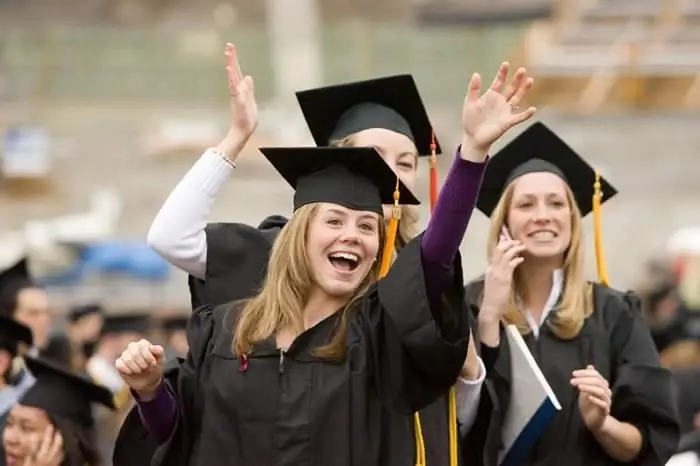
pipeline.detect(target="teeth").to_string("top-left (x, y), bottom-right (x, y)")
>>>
top-left (531, 231), bottom-right (554, 239)
top-left (329, 252), bottom-right (359, 263)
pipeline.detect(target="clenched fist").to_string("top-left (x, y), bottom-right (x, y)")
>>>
top-left (115, 339), bottom-right (166, 399)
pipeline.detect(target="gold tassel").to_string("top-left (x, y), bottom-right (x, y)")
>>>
top-left (592, 170), bottom-right (610, 287)
top-left (379, 178), bottom-right (401, 278)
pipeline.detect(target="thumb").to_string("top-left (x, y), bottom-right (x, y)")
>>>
top-left (150, 345), bottom-right (165, 361)
top-left (586, 364), bottom-right (595, 370)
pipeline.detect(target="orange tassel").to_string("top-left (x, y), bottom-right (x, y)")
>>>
top-left (379, 178), bottom-right (401, 279)
top-left (429, 130), bottom-right (438, 213)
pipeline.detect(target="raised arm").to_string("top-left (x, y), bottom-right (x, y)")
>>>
top-left (147, 149), bottom-right (234, 279)
top-left (147, 43), bottom-right (259, 280)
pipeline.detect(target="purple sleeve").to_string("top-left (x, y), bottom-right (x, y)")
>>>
top-left (420, 147), bottom-right (487, 308)
top-left (133, 381), bottom-right (178, 443)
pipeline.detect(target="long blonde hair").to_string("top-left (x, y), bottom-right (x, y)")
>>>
top-left (233, 203), bottom-right (386, 359)
top-left (331, 135), bottom-right (420, 247)
top-left (487, 180), bottom-right (594, 339)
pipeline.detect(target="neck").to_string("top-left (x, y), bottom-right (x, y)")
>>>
top-left (519, 258), bottom-right (561, 315)
top-left (303, 289), bottom-right (349, 329)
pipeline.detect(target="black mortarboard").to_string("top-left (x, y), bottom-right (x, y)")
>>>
top-left (68, 303), bottom-right (103, 323)
top-left (101, 313), bottom-right (152, 336)
top-left (0, 257), bottom-right (35, 316)
top-left (0, 257), bottom-right (32, 288)
top-left (259, 146), bottom-right (419, 215)
top-left (0, 315), bottom-right (32, 353)
top-left (20, 357), bottom-right (115, 427)
top-left (162, 316), bottom-right (189, 333)
top-left (476, 122), bottom-right (618, 218)
top-left (296, 75), bottom-right (441, 156)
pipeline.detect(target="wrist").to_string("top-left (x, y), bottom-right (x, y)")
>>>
top-left (135, 377), bottom-right (163, 402)
top-left (459, 134), bottom-right (489, 162)
top-left (215, 130), bottom-right (250, 160)
top-left (594, 415), bottom-right (615, 437)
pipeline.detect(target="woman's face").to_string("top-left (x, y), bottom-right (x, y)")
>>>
top-left (351, 128), bottom-right (418, 220)
top-left (3, 405), bottom-right (52, 466)
top-left (506, 172), bottom-right (573, 262)
top-left (306, 203), bottom-right (381, 299)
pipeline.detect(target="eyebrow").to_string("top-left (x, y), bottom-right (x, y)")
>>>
top-left (327, 208), bottom-right (377, 222)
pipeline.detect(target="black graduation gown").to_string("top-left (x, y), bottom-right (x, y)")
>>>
top-left (188, 216), bottom-right (289, 309)
top-left (113, 358), bottom-right (184, 466)
top-left (462, 279), bottom-right (680, 466)
top-left (151, 234), bottom-right (470, 466)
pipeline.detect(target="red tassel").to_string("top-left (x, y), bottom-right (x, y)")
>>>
top-left (239, 354), bottom-right (249, 372)
top-left (429, 130), bottom-right (438, 213)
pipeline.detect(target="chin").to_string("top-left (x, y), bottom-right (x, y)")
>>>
top-left (524, 243), bottom-right (567, 260)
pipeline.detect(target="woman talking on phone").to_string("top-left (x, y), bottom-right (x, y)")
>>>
top-left (463, 122), bottom-right (680, 465)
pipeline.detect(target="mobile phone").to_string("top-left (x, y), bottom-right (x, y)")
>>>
top-left (501, 226), bottom-right (513, 241)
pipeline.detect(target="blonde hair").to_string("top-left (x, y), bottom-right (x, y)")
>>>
top-left (331, 135), bottom-right (420, 248)
top-left (233, 203), bottom-right (386, 359)
top-left (486, 179), bottom-right (593, 339)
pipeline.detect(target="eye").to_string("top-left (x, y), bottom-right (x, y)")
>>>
top-left (398, 161), bottom-right (414, 170)
top-left (550, 200), bottom-right (566, 208)
top-left (359, 223), bottom-right (376, 232)
top-left (326, 218), bottom-right (342, 226)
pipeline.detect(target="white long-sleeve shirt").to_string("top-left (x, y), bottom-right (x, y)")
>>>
top-left (147, 149), bottom-right (486, 434)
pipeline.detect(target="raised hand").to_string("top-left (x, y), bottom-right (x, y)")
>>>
top-left (572, 365), bottom-right (612, 432)
top-left (481, 227), bottom-right (526, 321)
top-left (217, 42), bottom-right (259, 159)
top-left (460, 62), bottom-right (536, 159)
top-left (115, 339), bottom-right (166, 399)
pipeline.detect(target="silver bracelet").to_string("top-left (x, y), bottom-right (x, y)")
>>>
top-left (210, 148), bottom-right (236, 169)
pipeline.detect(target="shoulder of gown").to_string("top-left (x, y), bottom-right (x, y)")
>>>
top-left (592, 283), bottom-right (681, 465)
top-left (370, 232), bottom-right (470, 413)
top-left (188, 217), bottom-right (287, 308)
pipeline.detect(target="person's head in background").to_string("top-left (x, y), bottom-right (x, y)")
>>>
top-left (476, 122), bottom-right (618, 339)
top-left (162, 315), bottom-right (189, 357)
top-left (3, 357), bottom-right (114, 466)
top-left (0, 316), bottom-right (32, 389)
top-left (297, 74), bottom-right (441, 247)
top-left (93, 313), bottom-right (152, 363)
top-left (0, 258), bottom-right (52, 351)
top-left (66, 304), bottom-right (104, 358)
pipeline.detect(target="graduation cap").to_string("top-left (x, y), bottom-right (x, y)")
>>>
top-left (20, 357), bottom-right (115, 427)
top-left (259, 146), bottom-right (418, 277)
top-left (0, 257), bottom-right (35, 316)
top-left (296, 75), bottom-right (442, 210)
top-left (101, 313), bottom-right (152, 336)
top-left (67, 303), bottom-right (103, 323)
top-left (0, 315), bottom-right (32, 354)
top-left (162, 316), bottom-right (189, 333)
top-left (476, 122), bottom-right (618, 285)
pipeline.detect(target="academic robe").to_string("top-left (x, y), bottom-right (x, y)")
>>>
top-left (188, 216), bottom-right (289, 309)
top-left (148, 233), bottom-right (470, 466)
top-left (462, 278), bottom-right (680, 466)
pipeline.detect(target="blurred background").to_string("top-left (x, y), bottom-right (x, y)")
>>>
top-left (3, 1), bottom-right (700, 462)
top-left (0, 0), bottom-right (698, 315)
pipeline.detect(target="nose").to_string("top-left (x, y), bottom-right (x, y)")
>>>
top-left (339, 225), bottom-right (361, 244)
top-left (533, 203), bottom-right (553, 224)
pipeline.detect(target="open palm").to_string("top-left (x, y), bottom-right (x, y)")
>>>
top-left (461, 62), bottom-right (536, 150)
top-left (225, 42), bottom-right (259, 140)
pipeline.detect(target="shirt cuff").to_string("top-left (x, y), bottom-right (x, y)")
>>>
top-left (191, 149), bottom-right (236, 197)
top-left (457, 356), bottom-right (486, 386)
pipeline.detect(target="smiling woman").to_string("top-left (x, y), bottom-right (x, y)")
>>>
top-left (465, 122), bottom-right (680, 465)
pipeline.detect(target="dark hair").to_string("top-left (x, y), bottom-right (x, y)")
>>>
top-left (48, 414), bottom-right (102, 466)
top-left (0, 281), bottom-right (34, 318)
